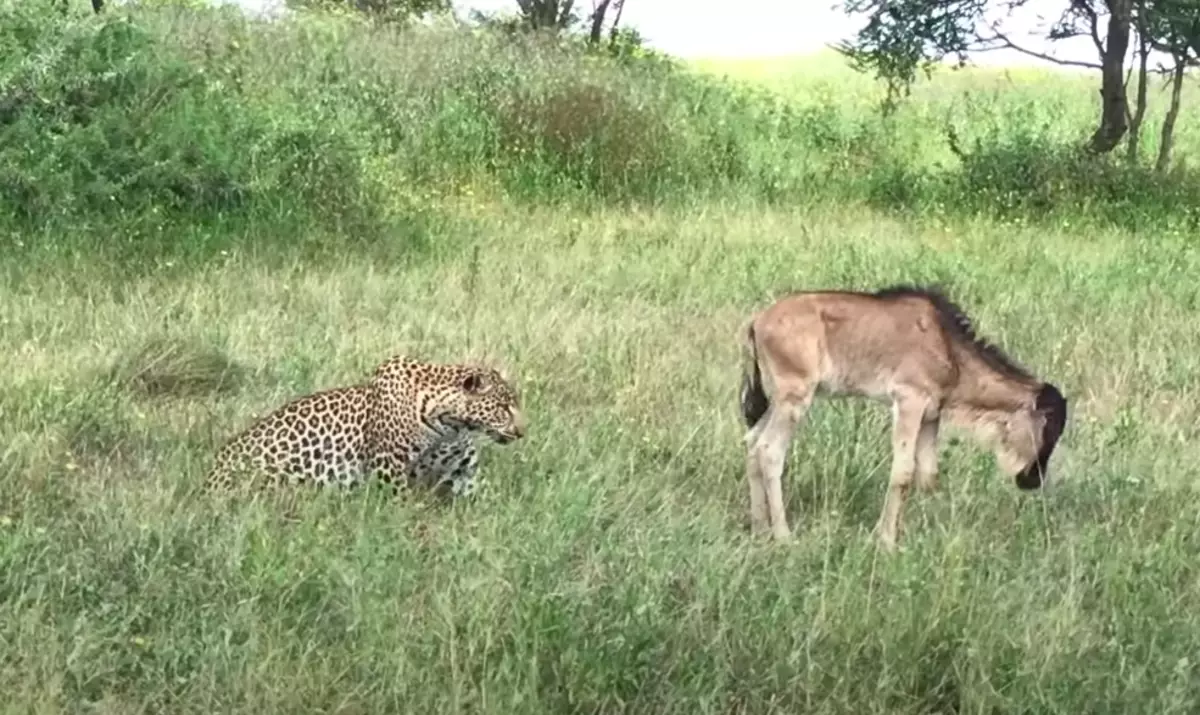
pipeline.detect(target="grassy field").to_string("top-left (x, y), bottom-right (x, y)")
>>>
top-left (3, 4), bottom-right (1200, 713)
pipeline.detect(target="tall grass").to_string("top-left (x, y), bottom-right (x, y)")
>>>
top-left (2, 1), bottom-right (1199, 712)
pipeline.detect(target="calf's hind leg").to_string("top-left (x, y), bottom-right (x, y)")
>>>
top-left (875, 393), bottom-right (933, 550)
top-left (743, 418), bottom-right (770, 536)
top-left (744, 387), bottom-right (813, 542)
top-left (914, 414), bottom-right (941, 493)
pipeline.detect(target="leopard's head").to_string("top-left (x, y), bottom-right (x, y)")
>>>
top-left (432, 363), bottom-right (526, 443)
top-left (371, 357), bottom-right (526, 444)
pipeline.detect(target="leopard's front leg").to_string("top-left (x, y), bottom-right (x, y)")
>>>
top-left (434, 439), bottom-right (482, 500)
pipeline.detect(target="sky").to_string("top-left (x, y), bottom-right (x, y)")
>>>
top-left (225, 0), bottom-right (1116, 68)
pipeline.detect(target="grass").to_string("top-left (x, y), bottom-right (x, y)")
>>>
top-left (3, 2), bottom-right (1200, 713)
top-left (5, 200), bottom-right (1200, 712)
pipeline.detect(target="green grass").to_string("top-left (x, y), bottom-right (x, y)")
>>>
top-left (3, 2), bottom-right (1200, 713)
top-left (5, 200), bottom-right (1200, 712)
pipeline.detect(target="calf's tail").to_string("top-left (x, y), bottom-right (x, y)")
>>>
top-left (739, 320), bottom-right (770, 429)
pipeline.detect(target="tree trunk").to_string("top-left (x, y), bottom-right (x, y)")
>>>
top-left (1155, 59), bottom-right (1186, 173)
top-left (516, 0), bottom-right (573, 31)
top-left (588, 0), bottom-right (611, 43)
top-left (607, 0), bottom-right (625, 45)
top-left (558, 0), bottom-right (575, 29)
top-left (1090, 0), bottom-right (1132, 153)
top-left (1125, 32), bottom-right (1149, 164)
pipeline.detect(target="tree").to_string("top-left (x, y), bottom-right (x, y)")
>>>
top-left (514, 0), bottom-right (578, 31)
top-left (1133, 0), bottom-right (1200, 170)
top-left (470, 0), bottom-right (629, 46)
top-left (587, 0), bottom-right (627, 45)
top-left (835, 0), bottom-right (1136, 154)
top-left (56, 0), bottom-right (104, 15)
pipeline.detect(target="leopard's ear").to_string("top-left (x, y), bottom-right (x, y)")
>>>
top-left (462, 348), bottom-right (512, 384)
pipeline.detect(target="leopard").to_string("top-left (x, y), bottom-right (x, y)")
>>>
top-left (204, 354), bottom-right (526, 499)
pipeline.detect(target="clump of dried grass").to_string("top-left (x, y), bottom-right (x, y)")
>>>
top-left (108, 336), bottom-right (246, 398)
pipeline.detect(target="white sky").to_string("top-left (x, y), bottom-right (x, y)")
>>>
top-left (225, 0), bottom-right (1118, 68)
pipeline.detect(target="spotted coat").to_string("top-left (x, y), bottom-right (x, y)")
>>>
top-left (205, 355), bottom-right (526, 498)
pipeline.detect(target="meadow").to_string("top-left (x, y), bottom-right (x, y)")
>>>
top-left (2, 2), bottom-right (1199, 712)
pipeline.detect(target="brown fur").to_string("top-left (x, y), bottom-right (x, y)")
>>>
top-left (739, 285), bottom-right (1068, 550)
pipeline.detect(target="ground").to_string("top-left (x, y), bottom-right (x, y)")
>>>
top-left (2, 50), bottom-right (1200, 713)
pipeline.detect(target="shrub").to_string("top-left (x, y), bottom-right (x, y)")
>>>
top-left (0, 3), bottom-right (388, 258)
top-left (2, 0), bottom-right (1198, 263)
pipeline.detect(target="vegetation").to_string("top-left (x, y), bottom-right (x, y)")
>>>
top-left (836, 0), bottom-right (1200, 161)
top-left (2, 0), bottom-right (1199, 712)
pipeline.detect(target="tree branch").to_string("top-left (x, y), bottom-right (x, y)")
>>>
top-left (978, 26), bottom-right (1105, 69)
top-left (608, 0), bottom-right (625, 43)
top-left (1070, 0), bottom-right (1105, 55)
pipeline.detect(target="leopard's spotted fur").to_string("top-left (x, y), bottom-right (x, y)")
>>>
top-left (205, 355), bottom-right (526, 498)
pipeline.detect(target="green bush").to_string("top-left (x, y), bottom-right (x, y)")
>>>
top-left (0, 3), bottom-right (387, 258)
top-left (1, 0), bottom-right (1197, 265)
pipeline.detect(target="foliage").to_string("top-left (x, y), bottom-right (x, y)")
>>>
top-left (834, 0), bottom-right (1001, 106)
top-left (513, 0), bottom-right (579, 31)
top-left (0, 1), bottom-right (1198, 269)
top-left (0, 2), bottom-right (387, 260)
top-left (285, 0), bottom-right (451, 24)
top-left (835, 0), bottom-right (1141, 154)
top-left (1135, 0), bottom-right (1200, 57)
